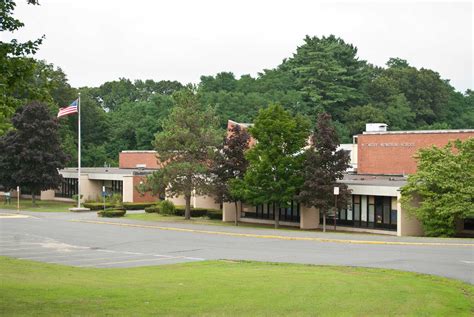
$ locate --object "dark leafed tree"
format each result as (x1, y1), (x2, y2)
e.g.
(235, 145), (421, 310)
(147, 89), (223, 219)
(298, 112), (351, 232)
(210, 124), (250, 225)
(0, 101), (69, 204)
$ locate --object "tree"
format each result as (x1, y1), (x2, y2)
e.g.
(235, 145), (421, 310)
(0, 0), (44, 134)
(210, 124), (250, 225)
(298, 112), (351, 232)
(147, 89), (223, 219)
(344, 104), (386, 136)
(287, 35), (370, 121)
(401, 138), (474, 237)
(0, 102), (68, 204)
(241, 104), (310, 228)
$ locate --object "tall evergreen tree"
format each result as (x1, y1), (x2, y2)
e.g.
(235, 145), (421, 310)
(298, 112), (351, 232)
(210, 124), (250, 225)
(287, 35), (370, 121)
(147, 89), (223, 219)
(0, 101), (69, 204)
(241, 104), (310, 228)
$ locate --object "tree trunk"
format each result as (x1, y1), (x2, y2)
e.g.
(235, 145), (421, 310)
(31, 193), (36, 206)
(274, 203), (280, 229)
(323, 211), (326, 233)
(184, 194), (191, 220)
(234, 201), (239, 226)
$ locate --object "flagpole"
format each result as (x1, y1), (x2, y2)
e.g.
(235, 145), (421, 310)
(77, 93), (81, 208)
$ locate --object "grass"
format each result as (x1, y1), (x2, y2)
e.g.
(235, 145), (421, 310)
(0, 257), (472, 316)
(0, 199), (73, 212)
(125, 212), (299, 230)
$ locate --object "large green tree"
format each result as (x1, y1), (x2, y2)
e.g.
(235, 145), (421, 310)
(241, 104), (310, 228)
(147, 89), (223, 219)
(298, 113), (351, 232)
(287, 35), (370, 121)
(401, 138), (474, 237)
(0, 0), (44, 134)
(0, 101), (68, 204)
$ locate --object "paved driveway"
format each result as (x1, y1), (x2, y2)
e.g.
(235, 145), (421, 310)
(1, 210), (473, 283)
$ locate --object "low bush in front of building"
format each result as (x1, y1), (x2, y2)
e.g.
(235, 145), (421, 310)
(83, 202), (116, 210)
(143, 201), (222, 220)
(206, 209), (222, 220)
(144, 205), (160, 213)
(159, 200), (176, 215)
(122, 202), (157, 210)
(174, 207), (222, 219)
(97, 209), (126, 217)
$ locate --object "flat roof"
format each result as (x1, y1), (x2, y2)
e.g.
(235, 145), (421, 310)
(228, 119), (253, 128)
(340, 173), (407, 187)
(362, 129), (474, 135)
(120, 150), (156, 153)
(60, 167), (156, 176)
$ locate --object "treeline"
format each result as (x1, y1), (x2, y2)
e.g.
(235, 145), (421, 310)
(3, 25), (473, 167)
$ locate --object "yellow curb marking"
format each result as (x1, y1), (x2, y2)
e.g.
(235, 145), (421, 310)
(0, 213), (29, 219)
(70, 220), (474, 247)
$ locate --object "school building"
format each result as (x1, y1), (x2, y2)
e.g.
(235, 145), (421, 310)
(4, 121), (472, 237)
(221, 122), (474, 237)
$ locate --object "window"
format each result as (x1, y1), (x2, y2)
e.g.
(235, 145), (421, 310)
(55, 178), (78, 198)
(244, 201), (300, 223)
(111, 180), (123, 194)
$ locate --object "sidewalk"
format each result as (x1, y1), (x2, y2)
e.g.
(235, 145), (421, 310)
(5, 209), (473, 246)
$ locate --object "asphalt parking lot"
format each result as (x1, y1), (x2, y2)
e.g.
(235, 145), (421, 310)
(1, 210), (473, 283)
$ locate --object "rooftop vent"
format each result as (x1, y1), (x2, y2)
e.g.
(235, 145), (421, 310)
(365, 123), (387, 132)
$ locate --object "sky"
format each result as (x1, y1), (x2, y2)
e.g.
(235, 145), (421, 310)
(6, 0), (474, 92)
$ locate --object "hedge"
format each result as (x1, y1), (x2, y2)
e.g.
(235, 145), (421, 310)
(143, 204), (222, 220)
(83, 202), (116, 210)
(122, 202), (157, 210)
(97, 209), (126, 217)
(175, 207), (222, 219)
(145, 205), (160, 213)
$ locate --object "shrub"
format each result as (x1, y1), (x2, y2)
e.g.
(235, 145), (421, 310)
(84, 202), (115, 210)
(97, 209), (126, 217)
(160, 200), (176, 215)
(206, 209), (222, 220)
(174, 207), (218, 218)
(145, 205), (160, 213)
(122, 202), (156, 210)
(107, 193), (123, 206)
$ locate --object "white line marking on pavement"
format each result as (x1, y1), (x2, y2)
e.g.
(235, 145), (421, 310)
(49, 255), (140, 264)
(79, 257), (186, 267)
(18, 250), (97, 260)
(461, 260), (474, 264)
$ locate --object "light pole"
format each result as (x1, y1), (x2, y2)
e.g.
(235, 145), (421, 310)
(333, 186), (339, 231)
(16, 186), (20, 214)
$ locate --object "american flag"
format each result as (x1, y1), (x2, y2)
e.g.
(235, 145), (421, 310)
(57, 99), (78, 117)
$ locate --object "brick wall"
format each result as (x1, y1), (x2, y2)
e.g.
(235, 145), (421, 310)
(119, 151), (160, 169)
(132, 175), (158, 203)
(357, 131), (473, 175)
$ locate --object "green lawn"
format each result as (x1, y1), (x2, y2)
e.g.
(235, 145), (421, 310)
(0, 257), (472, 316)
(0, 199), (73, 212)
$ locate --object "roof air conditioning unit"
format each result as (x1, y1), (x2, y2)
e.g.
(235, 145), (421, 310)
(366, 123), (387, 132)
